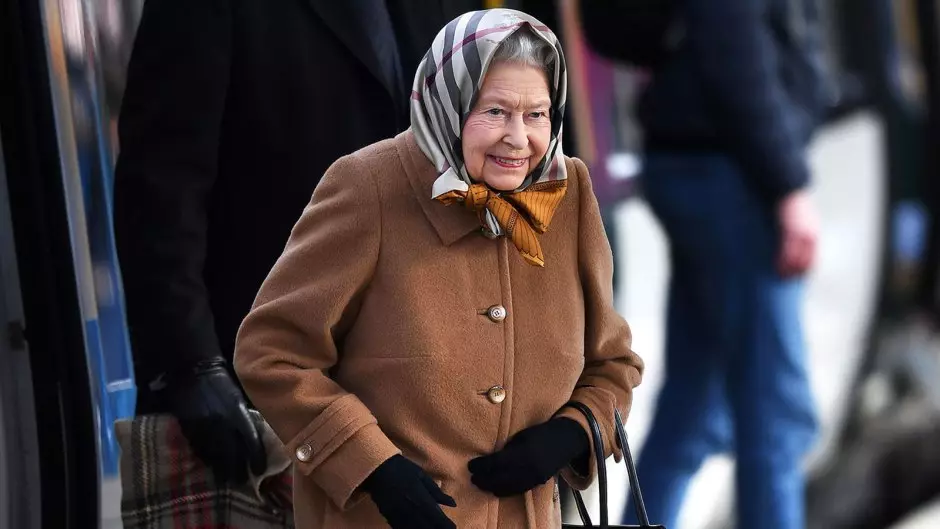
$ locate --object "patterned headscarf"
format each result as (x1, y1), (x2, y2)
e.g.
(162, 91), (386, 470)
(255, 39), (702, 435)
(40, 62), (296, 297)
(410, 9), (568, 267)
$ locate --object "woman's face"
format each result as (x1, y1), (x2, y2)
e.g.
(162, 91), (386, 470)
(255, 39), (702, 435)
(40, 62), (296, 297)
(461, 61), (552, 191)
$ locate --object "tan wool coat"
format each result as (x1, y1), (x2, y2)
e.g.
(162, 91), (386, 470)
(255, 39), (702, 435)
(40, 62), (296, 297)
(234, 130), (644, 528)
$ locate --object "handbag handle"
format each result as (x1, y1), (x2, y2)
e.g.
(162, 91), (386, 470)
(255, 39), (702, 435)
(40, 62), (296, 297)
(560, 401), (653, 528)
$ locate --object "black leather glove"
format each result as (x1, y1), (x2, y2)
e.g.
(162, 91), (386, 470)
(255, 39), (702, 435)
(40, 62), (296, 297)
(363, 455), (457, 529)
(166, 357), (267, 485)
(468, 417), (589, 497)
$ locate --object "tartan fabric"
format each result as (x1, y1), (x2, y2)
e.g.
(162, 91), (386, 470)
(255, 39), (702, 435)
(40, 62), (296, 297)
(115, 413), (295, 529)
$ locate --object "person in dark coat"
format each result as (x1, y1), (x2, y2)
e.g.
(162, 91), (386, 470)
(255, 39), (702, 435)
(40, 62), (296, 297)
(581, 1), (829, 528)
(113, 0), (480, 485)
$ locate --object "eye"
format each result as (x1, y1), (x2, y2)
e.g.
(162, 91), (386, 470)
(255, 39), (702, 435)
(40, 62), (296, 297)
(528, 111), (548, 119)
(486, 108), (504, 116)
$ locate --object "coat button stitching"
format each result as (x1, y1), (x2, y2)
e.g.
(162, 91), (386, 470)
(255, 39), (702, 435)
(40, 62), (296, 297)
(295, 443), (313, 462)
(485, 305), (507, 322)
(486, 385), (506, 404)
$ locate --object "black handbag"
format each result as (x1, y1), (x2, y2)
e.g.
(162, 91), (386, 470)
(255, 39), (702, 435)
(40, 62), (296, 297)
(560, 401), (665, 528)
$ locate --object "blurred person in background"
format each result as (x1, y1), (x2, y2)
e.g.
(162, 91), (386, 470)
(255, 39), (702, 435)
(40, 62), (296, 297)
(113, 0), (478, 487)
(581, 1), (830, 528)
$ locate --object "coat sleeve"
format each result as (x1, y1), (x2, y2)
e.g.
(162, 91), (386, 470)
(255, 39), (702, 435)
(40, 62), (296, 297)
(233, 154), (400, 511)
(685, 0), (812, 202)
(113, 0), (232, 380)
(555, 158), (644, 490)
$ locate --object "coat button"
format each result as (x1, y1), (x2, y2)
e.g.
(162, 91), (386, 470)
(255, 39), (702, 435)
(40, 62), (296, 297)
(487, 385), (507, 404)
(487, 305), (507, 322)
(295, 443), (313, 462)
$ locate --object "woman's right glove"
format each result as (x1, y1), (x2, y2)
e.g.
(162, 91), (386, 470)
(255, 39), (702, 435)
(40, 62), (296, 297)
(362, 455), (457, 529)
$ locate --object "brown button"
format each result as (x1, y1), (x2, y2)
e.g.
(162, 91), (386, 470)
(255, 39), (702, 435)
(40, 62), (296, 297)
(487, 385), (507, 404)
(295, 443), (313, 462)
(487, 305), (507, 322)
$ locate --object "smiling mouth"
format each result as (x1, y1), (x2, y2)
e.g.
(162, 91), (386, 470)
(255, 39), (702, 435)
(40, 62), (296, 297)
(489, 155), (526, 168)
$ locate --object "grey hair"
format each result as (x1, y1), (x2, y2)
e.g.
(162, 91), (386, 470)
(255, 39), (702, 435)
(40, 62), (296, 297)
(491, 26), (556, 84)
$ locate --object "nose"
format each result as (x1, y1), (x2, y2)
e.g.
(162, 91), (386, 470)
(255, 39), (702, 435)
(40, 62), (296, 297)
(502, 114), (528, 151)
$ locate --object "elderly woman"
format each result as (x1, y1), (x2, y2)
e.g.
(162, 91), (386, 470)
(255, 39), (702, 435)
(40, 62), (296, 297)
(234, 9), (643, 529)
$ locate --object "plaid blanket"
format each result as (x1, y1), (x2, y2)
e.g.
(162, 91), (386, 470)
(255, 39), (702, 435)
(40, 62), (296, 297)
(115, 412), (295, 529)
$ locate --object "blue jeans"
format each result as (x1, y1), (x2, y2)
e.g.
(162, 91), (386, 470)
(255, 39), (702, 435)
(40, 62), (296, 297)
(622, 152), (818, 529)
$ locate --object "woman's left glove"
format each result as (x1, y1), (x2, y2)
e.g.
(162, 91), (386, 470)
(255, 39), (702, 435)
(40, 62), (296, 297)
(468, 417), (589, 497)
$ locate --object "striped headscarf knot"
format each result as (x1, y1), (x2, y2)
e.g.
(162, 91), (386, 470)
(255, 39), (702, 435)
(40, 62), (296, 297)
(436, 179), (568, 267)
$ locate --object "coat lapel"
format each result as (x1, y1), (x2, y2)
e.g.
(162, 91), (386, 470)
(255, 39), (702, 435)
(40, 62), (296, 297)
(397, 131), (480, 246)
(305, 0), (397, 98)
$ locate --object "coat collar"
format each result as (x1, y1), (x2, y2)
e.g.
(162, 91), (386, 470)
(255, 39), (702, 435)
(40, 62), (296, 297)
(396, 130), (481, 246)
(305, 1), (400, 99)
